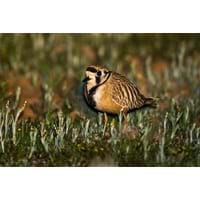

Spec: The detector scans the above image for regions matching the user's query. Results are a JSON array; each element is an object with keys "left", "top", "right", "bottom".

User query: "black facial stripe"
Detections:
[
  {"left": 89, "top": 71, "right": 111, "bottom": 95},
  {"left": 86, "top": 67, "right": 97, "bottom": 73},
  {"left": 86, "top": 71, "right": 111, "bottom": 109},
  {"left": 97, "top": 71, "right": 101, "bottom": 76},
  {"left": 96, "top": 76, "right": 101, "bottom": 84}
]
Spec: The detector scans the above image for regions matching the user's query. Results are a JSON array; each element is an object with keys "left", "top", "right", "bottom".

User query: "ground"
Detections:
[{"left": 0, "top": 34, "right": 199, "bottom": 166}]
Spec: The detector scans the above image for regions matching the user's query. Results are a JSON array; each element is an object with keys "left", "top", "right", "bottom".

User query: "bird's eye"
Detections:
[{"left": 97, "top": 71, "right": 101, "bottom": 76}]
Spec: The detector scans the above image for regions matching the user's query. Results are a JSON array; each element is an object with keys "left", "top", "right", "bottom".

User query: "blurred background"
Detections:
[
  {"left": 0, "top": 33, "right": 200, "bottom": 166},
  {"left": 0, "top": 33, "right": 199, "bottom": 120}
]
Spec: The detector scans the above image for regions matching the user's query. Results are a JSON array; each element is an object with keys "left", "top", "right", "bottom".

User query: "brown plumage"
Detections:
[{"left": 83, "top": 65, "right": 157, "bottom": 134}]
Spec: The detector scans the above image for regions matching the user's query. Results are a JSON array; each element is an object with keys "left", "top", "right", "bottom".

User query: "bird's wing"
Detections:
[
  {"left": 111, "top": 77, "right": 130, "bottom": 109},
  {"left": 111, "top": 73, "right": 145, "bottom": 110}
]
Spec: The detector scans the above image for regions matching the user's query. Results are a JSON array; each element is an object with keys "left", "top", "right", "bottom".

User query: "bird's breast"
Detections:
[{"left": 93, "top": 83, "right": 122, "bottom": 114}]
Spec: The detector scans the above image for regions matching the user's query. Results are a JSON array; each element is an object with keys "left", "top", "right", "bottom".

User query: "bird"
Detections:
[{"left": 82, "top": 65, "right": 157, "bottom": 135}]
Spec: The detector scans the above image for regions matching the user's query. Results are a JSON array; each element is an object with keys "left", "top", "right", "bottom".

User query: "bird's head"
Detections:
[{"left": 83, "top": 65, "right": 111, "bottom": 89}]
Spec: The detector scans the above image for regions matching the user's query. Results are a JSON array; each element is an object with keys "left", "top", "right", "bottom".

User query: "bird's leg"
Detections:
[
  {"left": 122, "top": 112, "right": 129, "bottom": 135},
  {"left": 119, "top": 110, "right": 123, "bottom": 132},
  {"left": 103, "top": 112, "right": 108, "bottom": 136},
  {"left": 119, "top": 107, "right": 129, "bottom": 136}
]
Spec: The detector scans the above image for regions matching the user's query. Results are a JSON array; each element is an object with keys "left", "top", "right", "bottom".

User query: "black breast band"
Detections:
[{"left": 84, "top": 71, "right": 111, "bottom": 109}]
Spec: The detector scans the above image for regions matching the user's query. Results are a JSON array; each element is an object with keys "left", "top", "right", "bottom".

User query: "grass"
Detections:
[{"left": 0, "top": 34, "right": 200, "bottom": 166}]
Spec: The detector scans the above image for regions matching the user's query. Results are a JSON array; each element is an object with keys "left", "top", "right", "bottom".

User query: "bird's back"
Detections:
[{"left": 110, "top": 72, "right": 146, "bottom": 111}]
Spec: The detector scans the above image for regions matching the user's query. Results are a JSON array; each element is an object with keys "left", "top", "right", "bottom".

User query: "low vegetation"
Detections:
[{"left": 0, "top": 34, "right": 199, "bottom": 166}]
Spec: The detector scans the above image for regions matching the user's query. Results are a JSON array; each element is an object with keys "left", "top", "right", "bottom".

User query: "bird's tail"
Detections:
[{"left": 144, "top": 97, "right": 158, "bottom": 108}]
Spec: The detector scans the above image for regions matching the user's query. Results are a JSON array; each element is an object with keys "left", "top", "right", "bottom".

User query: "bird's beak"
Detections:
[{"left": 82, "top": 76, "right": 90, "bottom": 82}]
